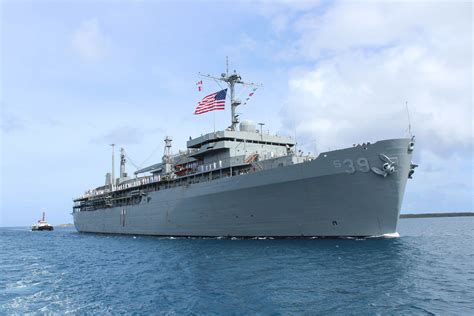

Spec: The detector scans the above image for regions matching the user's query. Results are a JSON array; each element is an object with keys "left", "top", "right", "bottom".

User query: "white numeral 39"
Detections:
[{"left": 333, "top": 158, "right": 370, "bottom": 174}]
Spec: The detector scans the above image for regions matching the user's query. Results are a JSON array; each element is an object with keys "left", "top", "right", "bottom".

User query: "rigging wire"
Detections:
[
  {"left": 123, "top": 144, "right": 162, "bottom": 172},
  {"left": 138, "top": 145, "right": 162, "bottom": 168},
  {"left": 213, "top": 78, "right": 224, "bottom": 90},
  {"left": 123, "top": 150, "right": 141, "bottom": 170}
]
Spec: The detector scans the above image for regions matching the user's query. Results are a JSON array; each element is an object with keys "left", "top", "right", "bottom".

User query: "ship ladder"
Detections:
[{"left": 245, "top": 153, "right": 259, "bottom": 164}]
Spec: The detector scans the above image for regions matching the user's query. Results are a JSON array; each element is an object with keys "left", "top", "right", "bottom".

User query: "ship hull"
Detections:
[
  {"left": 32, "top": 226, "right": 54, "bottom": 231},
  {"left": 73, "top": 138, "right": 413, "bottom": 237}
]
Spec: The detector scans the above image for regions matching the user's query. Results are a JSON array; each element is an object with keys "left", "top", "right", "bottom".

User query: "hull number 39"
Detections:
[{"left": 333, "top": 158, "right": 370, "bottom": 174}]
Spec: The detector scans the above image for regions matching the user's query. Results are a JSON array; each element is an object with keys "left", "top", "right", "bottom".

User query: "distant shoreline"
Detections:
[{"left": 400, "top": 212, "right": 474, "bottom": 218}]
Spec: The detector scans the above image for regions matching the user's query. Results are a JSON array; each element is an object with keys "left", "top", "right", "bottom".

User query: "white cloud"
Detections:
[
  {"left": 273, "top": 2, "right": 472, "bottom": 154},
  {"left": 282, "top": 45, "right": 472, "bottom": 154},
  {"left": 290, "top": 2, "right": 471, "bottom": 61},
  {"left": 71, "top": 18, "right": 107, "bottom": 60},
  {"left": 267, "top": 1, "right": 472, "bottom": 211},
  {"left": 258, "top": 0, "right": 323, "bottom": 33}
]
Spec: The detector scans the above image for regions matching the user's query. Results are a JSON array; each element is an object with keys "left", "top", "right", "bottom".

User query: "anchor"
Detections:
[{"left": 371, "top": 154, "right": 396, "bottom": 178}]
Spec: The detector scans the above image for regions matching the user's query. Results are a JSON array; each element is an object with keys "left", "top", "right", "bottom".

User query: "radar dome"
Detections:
[{"left": 240, "top": 121, "right": 256, "bottom": 132}]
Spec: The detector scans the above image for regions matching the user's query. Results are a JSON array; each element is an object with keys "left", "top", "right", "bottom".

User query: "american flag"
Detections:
[{"left": 194, "top": 89, "right": 227, "bottom": 115}]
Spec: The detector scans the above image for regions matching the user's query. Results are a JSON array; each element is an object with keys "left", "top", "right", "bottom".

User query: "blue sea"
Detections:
[{"left": 1, "top": 217, "right": 473, "bottom": 315}]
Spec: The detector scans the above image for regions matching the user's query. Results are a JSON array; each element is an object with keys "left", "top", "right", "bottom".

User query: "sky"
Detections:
[{"left": 0, "top": 0, "right": 472, "bottom": 226}]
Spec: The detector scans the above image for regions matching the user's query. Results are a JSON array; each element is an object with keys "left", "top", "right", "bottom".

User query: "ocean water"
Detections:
[{"left": 1, "top": 217, "right": 473, "bottom": 315}]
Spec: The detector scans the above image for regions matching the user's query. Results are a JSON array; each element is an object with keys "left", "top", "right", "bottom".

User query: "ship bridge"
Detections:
[
  {"left": 186, "top": 121, "right": 295, "bottom": 164},
  {"left": 187, "top": 129, "right": 295, "bottom": 149}
]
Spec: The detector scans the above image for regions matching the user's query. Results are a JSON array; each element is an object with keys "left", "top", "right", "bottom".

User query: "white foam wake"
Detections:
[
  {"left": 382, "top": 232, "right": 400, "bottom": 238},
  {"left": 367, "top": 232, "right": 400, "bottom": 239}
]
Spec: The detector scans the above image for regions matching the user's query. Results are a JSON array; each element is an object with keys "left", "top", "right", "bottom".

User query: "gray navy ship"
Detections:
[{"left": 73, "top": 66, "right": 418, "bottom": 237}]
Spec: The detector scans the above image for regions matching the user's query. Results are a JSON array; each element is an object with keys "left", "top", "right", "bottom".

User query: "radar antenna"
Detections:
[
  {"left": 405, "top": 101, "right": 412, "bottom": 137},
  {"left": 198, "top": 58, "right": 263, "bottom": 131},
  {"left": 226, "top": 56, "right": 229, "bottom": 76}
]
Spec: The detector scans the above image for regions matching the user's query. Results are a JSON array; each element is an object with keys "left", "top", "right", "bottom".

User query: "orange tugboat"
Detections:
[{"left": 31, "top": 212, "right": 54, "bottom": 231}]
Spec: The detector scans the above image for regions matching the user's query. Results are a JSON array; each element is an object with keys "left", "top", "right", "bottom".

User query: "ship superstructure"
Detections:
[{"left": 73, "top": 65, "right": 417, "bottom": 237}]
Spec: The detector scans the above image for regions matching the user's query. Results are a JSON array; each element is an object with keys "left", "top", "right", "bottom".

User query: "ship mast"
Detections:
[
  {"left": 162, "top": 136, "right": 174, "bottom": 175},
  {"left": 199, "top": 57, "right": 263, "bottom": 131},
  {"left": 120, "top": 147, "right": 127, "bottom": 178},
  {"left": 110, "top": 144, "right": 115, "bottom": 188}
]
